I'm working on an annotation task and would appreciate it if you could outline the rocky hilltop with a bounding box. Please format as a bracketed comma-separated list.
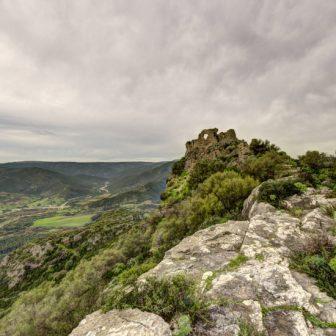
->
[184, 128, 250, 171]
[0, 129, 335, 336]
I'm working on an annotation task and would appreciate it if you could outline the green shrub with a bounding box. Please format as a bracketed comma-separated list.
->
[323, 205, 336, 220]
[249, 138, 279, 156]
[104, 274, 207, 323]
[242, 151, 294, 181]
[298, 151, 336, 189]
[197, 171, 258, 215]
[258, 179, 302, 207]
[299, 151, 331, 171]
[152, 171, 258, 254]
[226, 254, 248, 270]
[172, 157, 186, 176]
[188, 159, 227, 189]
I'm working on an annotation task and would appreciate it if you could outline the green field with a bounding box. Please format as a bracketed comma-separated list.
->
[33, 214, 93, 228]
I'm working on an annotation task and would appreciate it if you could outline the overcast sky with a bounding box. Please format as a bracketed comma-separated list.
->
[0, 0, 335, 162]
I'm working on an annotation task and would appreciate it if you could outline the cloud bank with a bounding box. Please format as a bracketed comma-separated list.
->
[0, 0, 335, 161]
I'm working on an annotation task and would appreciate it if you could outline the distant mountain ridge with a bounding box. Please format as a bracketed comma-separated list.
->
[0, 161, 172, 179]
[0, 167, 92, 198]
[0, 161, 174, 200]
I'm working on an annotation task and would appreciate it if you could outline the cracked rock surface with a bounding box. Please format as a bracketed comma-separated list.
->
[144, 187, 336, 335]
[69, 188, 336, 336]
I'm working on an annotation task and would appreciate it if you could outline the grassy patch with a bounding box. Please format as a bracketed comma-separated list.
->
[33, 214, 93, 228]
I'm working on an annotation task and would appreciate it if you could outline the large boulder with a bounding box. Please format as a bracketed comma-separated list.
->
[69, 309, 171, 336]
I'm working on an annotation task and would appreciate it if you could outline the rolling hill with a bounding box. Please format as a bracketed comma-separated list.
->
[0, 167, 92, 198]
[0, 161, 174, 201]
[0, 161, 172, 180]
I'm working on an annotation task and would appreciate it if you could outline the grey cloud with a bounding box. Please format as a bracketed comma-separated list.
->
[0, 0, 335, 162]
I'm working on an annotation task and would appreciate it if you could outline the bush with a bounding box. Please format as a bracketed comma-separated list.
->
[104, 275, 207, 323]
[258, 179, 302, 207]
[299, 151, 331, 172]
[298, 151, 336, 189]
[242, 151, 294, 181]
[197, 171, 258, 215]
[172, 157, 186, 176]
[249, 138, 279, 156]
[188, 159, 227, 189]
[151, 171, 258, 254]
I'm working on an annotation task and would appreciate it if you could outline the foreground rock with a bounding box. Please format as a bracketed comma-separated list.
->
[144, 188, 336, 335]
[139, 220, 249, 282]
[70, 188, 336, 336]
[69, 309, 171, 336]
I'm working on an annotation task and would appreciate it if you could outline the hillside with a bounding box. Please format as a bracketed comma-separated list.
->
[0, 129, 335, 336]
[0, 161, 173, 259]
[0, 161, 173, 201]
[0, 161, 172, 180]
[0, 167, 92, 198]
[107, 161, 173, 194]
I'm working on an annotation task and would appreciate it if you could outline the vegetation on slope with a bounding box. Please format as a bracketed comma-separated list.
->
[0, 167, 92, 199]
[0, 135, 335, 335]
[0, 161, 173, 260]
[0, 168, 258, 334]
[0, 208, 144, 312]
[152, 171, 258, 256]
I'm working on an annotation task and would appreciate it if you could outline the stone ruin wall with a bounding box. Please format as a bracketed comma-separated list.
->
[184, 128, 246, 170]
